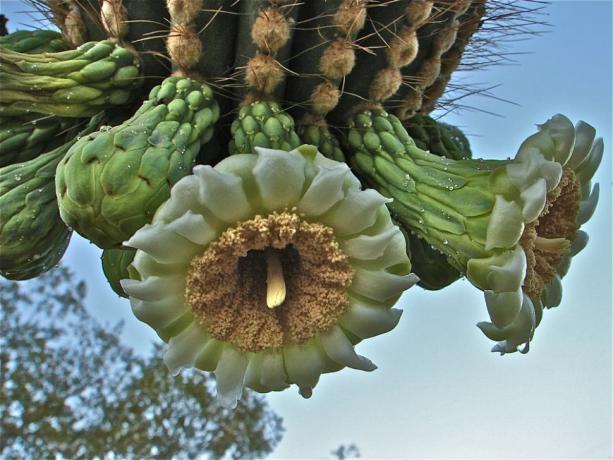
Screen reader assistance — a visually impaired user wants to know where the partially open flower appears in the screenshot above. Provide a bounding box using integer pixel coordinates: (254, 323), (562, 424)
(350, 111), (603, 354)
(121, 146), (417, 407)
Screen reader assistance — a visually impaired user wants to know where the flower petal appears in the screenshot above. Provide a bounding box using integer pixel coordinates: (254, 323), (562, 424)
(155, 175), (206, 222)
(467, 247), (526, 292)
(566, 121), (596, 169)
(194, 338), (223, 372)
(244, 353), (269, 393)
(322, 189), (391, 237)
(127, 294), (186, 330)
(319, 326), (377, 371)
(575, 138), (604, 185)
(339, 297), (403, 339)
(351, 268), (419, 303)
(297, 163), (349, 216)
(193, 165), (253, 223)
(260, 352), (289, 391)
(283, 341), (324, 398)
(121, 275), (184, 301)
(342, 226), (399, 261)
(485, 196), (524, 250)
(541, 275), (563, 308)
(165, 210), (217, 246)
(164, 323), (209, 375)
(126, 223), (202, 264)
(577, 183), (599, 225)
(570, 230), (588, 256)
(252, 148), (306, 211)
(484, 288), (523, 329)
(214, 346), (248, 409)
(519, 178), (547, 223)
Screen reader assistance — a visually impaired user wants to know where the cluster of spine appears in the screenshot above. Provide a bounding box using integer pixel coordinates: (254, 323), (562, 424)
(420, 1), (486, 113)
(47, 0), (88, 47)
(229, 1), (301, 155)
(394, 1), (469, 120)
(166, 0), (203, 76)
(288, 0), (367, 161)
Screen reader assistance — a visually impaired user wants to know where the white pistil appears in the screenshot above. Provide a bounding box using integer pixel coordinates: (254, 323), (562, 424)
(266, 249), (286, 308)
(534, 236), (570, 254)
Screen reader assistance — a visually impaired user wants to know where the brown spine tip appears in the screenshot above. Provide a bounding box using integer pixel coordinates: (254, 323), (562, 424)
(101, 0), (129, 40)
(369, 67), (402, 103)
(167, 23), (202, 71)
(310, 82), (341, 115)
(64, 6), (87, 47)
(387, 28), (419, 69)
(245, 53), (285, 95)
(319, 38), (356, 81)
(433, 19), (460, 55)
(417, 56), (442, 87)
(251, 7), (290, 54)
(167, 0), (203, 25)
(334, 0), (367, 36)
(405, 0), (434, 27)
(397, 87), (423, 120)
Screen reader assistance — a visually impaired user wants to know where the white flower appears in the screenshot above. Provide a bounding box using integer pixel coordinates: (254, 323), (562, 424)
(121, 145), (418, 407)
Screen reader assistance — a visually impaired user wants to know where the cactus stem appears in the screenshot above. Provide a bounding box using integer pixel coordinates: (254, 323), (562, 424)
(266, 248), (286, 308)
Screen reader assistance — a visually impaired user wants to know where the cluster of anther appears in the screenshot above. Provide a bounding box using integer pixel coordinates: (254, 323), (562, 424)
(185, 212), (354, 353)
(521, 168), (581, 298)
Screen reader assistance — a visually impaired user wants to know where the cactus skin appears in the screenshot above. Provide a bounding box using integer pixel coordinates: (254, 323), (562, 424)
(0, 115), (76, 167)
(0, 114), (103, 280)
(0, 30), (70, 54)
(405, 114), (472, 161)
(56, 77), (220, 249)
(229, 101), (301, 155)
(297, 123), (345, 162)
(101, 247), (137, 297)
(402, 114), (473, 289)
(0, 40), (142, 118)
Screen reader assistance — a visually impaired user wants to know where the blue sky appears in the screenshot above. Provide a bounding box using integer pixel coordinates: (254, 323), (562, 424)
(2, 1), (611, 458)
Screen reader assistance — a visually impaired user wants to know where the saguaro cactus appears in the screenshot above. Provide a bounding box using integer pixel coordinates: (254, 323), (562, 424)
(0, 0), (603, 407)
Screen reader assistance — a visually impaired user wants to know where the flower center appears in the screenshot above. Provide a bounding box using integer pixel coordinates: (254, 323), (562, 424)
(521, 168), (581, 298)
(184, 212), (354, 353)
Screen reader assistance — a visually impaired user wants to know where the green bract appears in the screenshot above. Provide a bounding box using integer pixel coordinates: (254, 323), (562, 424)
(56, 76), (220, 249)
(101, 247), (137, 297)
(297, 122), (345, 162)
(121, 146), (417, 407)
(349, 109), (602, 354)
(0, 40), (142, 118)
(0, 30), (69, 54)
(0, 114), (103, 280)
(229, 101), (301, 154)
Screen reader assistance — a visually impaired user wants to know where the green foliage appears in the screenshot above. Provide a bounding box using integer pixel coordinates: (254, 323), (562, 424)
(0, 265), (284, 459)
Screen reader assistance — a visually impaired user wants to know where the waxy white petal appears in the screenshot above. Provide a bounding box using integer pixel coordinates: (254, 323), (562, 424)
(165, 210), (216, 246)
(340, 298), (403, 339)
(484, 288), (523, 329)
(566, 121), (596, 169)
(164, 323), (209, 375)
(283, 341), (324, 398)
(519, 178), (547, 223)
(485, 196), (524, 250)
(351, 269), (419, 303)
(252, 148), (306, 211)
(193, 165), (253, 223)
(576, 138), (604, 184)
(260, 353), (289, 391)
(342, 226), (399, 260)
(322, 189), (391, 237)
(541, 275), (562, 308)
(320, 326), (377, 371)
(126, 223), (201, 264)
(577, 183), (599, 225)
(214, 346), (248, 409)
(297, 163), (349, 216)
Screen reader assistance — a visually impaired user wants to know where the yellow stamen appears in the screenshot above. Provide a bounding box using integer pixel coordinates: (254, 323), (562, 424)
(266, 249), (286, 308)
(534, 236), (570, 254)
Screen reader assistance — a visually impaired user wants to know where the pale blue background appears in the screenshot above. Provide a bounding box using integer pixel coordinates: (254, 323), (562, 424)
(2, 1), (611, 458)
